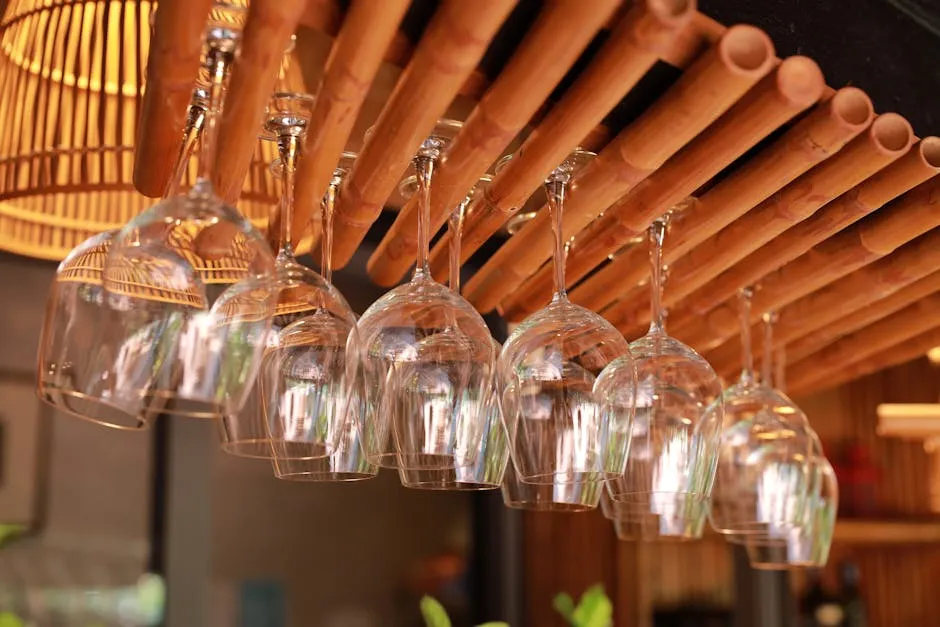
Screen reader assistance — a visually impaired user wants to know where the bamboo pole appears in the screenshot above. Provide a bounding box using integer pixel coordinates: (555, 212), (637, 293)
(323, 0), (517, 270)
(675, 132), (936, 318)
(678, 174), (940, 350)
(133, 0), (214, 198)
(213, 0), (309, 203)
(497, 55), (823, 318)
(422, 0), (700, 283)
(266, 0), (410, 252)
(364, 0), (622, 287)
(787, 271), (940, 363)
(189, 0), (308, 258)
(660, 111), (912, 309)
(786, 294), (940, 392)
(571, 87), (873, 313)
(699, 228), (940, 375)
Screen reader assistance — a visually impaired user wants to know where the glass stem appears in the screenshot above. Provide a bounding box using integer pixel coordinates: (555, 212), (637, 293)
(546, 176), (568, 301)
(274, 134), (301, 260)
(738, 288), (756, 385)
(197, 46), (231, 184)
(413, 155), (435, 278)
(648, 217), (668, 335)
(448, 195), (471, 293)
(761, 312), (777, 387)
(165, 98), (206, 198)
(321, 170), (342, 284)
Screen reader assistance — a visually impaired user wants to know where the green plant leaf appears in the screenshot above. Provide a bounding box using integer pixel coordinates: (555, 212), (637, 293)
(419, 596), (452, 627)
(553, 592), (576, 624)
(571, 585), (613, 627)
(476, 623), (510, 627)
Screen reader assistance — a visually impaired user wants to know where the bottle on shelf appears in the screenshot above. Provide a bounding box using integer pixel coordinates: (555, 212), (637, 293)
(838, 561), (868, 627)
(799, 570), (843, 627)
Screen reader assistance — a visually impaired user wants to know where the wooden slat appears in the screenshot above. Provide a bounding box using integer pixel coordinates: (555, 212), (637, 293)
(499, 55), (824, 319)
(678, 175), (940, 352)
(188, 0), (307, 258)
(786, 294), (940, 392)
(324, 0), (517, 270)
(792, 328), (940, 396)
(677, 134), (938, 315)
(702, 227), (940, 376)
(269, 0), (410, 252)
(615, 131), (937, 335)
(213, 0), (308, 203)
(571, 87), (873, 314)
(463, 24), (779, 314)
(133, 0), (213, 198)
(365, 0), (623, 287)
(424, 0), (699, 283)
(787, 271), (940, 363)
(657, 111), (911, 311)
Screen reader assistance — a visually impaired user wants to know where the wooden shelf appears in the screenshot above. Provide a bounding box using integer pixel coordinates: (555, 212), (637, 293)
(834, 518), (940, 543)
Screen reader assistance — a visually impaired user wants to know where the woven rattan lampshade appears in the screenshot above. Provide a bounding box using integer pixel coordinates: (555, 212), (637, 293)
(0, 0), (296, 261)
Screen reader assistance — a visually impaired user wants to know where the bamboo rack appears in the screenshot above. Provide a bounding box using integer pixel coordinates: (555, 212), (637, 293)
(425, 0), (703, 282)
(790, 324), (940, 396)
(500, 55), (825, 318)
(703, 227), (940, 376)
(786, 295), (940, 392)
(460, 24), (777, 312)
(365, 0), (622, 286)
(680, 175), (940, 354)
(786, 270), (940, 363)
(571, 86), (873, 315)
(326, 0), (517, 269)
(119, 0), (940, 398)
(674, 128), (933, 318)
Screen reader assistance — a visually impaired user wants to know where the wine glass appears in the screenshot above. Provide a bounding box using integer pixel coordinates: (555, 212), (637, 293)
(88, 3), (276, 422)
(270, 152), (374, 481)
(357, 120), (496, 475)
(396, 177), (510, 489)
(745, 450), (838, 569)
(744, 332), (838, 568)
(219, 95), (358, 461)
(709, 290), (817, 542)
(36, 80), (211, 430)
(498, 149), (632, 491)
(502, 458), (603, 511)
(600, 213), (723, 540)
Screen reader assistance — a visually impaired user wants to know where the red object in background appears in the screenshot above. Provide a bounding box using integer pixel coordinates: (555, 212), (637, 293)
(833, 442), (879, 517)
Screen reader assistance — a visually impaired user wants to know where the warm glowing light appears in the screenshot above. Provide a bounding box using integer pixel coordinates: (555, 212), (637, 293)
(877, 404), (940, 437)
(928, 346), (940, 364)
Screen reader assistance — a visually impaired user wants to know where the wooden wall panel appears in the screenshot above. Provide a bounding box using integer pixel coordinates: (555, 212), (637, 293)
(523, 357), (940, 626)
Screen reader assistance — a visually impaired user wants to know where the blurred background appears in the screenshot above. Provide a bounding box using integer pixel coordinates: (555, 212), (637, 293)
(1, 0), (940, 625)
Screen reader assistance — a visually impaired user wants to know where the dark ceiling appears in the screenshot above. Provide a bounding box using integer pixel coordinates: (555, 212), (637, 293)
(702, 0), (940, 133)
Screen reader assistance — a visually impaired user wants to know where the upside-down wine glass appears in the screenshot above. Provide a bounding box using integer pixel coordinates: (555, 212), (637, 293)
(599, 212), (722, 541)
(709, 289), (817, 543)
(36, 79), (209, 430)
(394, 175), (510, 490)
(744, 318), (836, 569)
(498, 149), (632, 495)
(219, 93), (358, 461)
(91, 3), (277, 422)
(357, 120), (495, 476)
(500, 239), (604, 511)
(270, 151), (374, 481)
